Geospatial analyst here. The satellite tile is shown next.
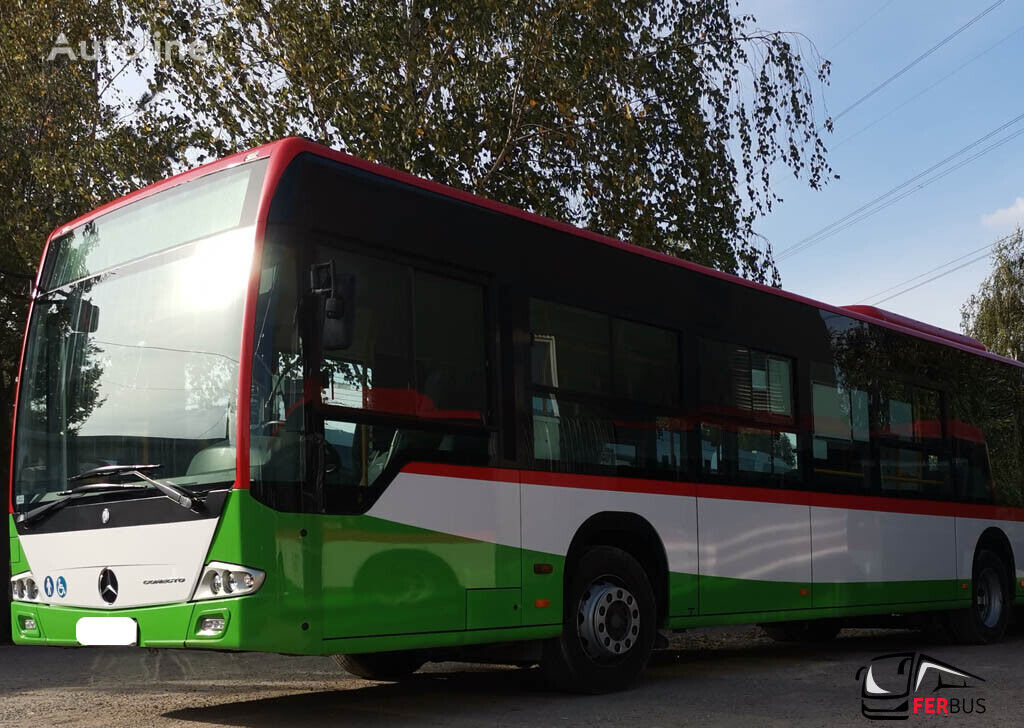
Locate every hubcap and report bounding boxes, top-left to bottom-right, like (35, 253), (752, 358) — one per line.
(975, 567), (1003, 629)
(578, 578), (640, 661)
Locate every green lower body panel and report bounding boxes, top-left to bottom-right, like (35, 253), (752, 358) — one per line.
(668, 597), (972, 629)
(699, 574), (813, 614)
(696, 574), (966, 615)
(814, 578), (962, 607)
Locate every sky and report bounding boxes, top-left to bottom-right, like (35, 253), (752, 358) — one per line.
(737, 0), (1024, 333)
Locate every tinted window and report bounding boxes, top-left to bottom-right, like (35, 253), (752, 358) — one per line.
(699, 339), (791, 417)
(875, 381), (949, 498)
(698, 339), (798, 483)
(811, 360), (871, 492)
(613, 319), (679, 403)
(414, 271), (487, 417)
(529, 299), (684, 477)
(950, 352), (1024, 506)
(321, 248), (486, 421)
(532, 395), (686, 476)
(249, 243), (490, 513)
(529, 299), (610, 394)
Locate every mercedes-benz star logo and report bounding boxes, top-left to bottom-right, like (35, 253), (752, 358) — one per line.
(98, 568), (118, 604)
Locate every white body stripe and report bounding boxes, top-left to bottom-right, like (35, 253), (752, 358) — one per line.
(369, 472), (521, 549)
(697, 498), (811, 582)
(955, 517), (1024, 582)
(811, 507), (956, 583)
(18, 520), (216, 609)
(375, 476), (1024, 597)
(521, 483), (698, 577)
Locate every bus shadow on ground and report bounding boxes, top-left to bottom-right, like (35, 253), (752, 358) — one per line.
(163, 624), (1024, 727)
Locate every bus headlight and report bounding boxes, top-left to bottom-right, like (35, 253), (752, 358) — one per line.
(192, 562), (265, 601)
(10, 573), (41, 603)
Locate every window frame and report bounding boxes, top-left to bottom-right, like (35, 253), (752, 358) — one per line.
(525, 295), (688, 479)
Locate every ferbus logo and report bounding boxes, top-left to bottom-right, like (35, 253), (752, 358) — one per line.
(855, 652), (986, 720)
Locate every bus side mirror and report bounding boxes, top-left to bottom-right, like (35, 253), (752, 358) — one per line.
(77, 301), (100, 333)
(310, 261), (356, 351)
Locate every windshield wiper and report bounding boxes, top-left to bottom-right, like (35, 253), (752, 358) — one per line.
(17, 464), (203, 527)
(70, 463), (202, 510)
(16, 482), (150, 526)
(68, 463), (163, 483)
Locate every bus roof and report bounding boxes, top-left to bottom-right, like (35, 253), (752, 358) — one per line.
(45, 136), (1021, 370)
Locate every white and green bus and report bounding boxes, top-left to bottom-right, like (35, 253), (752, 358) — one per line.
(10, 138), (1024, 692)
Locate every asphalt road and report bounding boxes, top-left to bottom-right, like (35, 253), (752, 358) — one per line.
(1, 625), (1020, 727)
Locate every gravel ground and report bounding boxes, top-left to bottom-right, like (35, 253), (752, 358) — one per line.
(1, 625), (1020, 727)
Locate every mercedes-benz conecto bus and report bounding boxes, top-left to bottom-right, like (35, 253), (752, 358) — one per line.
(10, 138), (1024, 692)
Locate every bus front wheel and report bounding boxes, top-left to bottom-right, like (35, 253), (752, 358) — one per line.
(542, 545), (656, 693)
(333, 651), (425, 681)
(949, 549), (1011, 644)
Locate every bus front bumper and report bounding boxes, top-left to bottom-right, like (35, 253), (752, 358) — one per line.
(11, 598), (248, 649)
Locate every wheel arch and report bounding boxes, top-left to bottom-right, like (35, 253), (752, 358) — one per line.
(564, 511), (670, 626)
(975, 526), (1016, 602)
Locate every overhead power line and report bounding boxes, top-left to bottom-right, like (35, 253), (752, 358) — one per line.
(777, 111), (1024, 261)
(784, 126), (1024, 255)
(828, 0), (899, 52)
(871, 251), (992, 305)
(858, 239), (1000, 303)
(858, 234), (1014, 306)
(835, 22), (1024, 149)
(832, 0), (1005, 122)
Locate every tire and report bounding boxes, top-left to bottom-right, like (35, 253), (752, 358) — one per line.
(949, 549), (1011, 644)
(542, 545), (657, 693)
(760, 620), (840, 643)
(332, 651), (425, 681)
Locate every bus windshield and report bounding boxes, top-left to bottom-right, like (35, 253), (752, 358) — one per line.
(12, 160), (267, 511)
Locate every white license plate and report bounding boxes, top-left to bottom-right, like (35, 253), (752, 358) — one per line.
(75, 617), (138, 646)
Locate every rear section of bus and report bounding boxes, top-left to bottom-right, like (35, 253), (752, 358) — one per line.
(7, 149), (310, 651)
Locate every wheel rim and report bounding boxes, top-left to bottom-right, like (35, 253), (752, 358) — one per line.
(577, 577), (640, 662)
(975, 567), (1004, 629)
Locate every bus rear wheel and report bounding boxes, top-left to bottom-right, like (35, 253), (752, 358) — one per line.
(333, 651), (425, 681)
(949, 549), (1010, 644)
(542, 545), (656, 693)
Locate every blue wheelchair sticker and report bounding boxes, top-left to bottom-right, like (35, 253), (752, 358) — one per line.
(43, 576), (54, 598)
(56, 576), (67, 598)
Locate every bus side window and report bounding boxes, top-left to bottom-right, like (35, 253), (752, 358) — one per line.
(810, 360), (871, 493)
(528, 298), (685, 479)
(950, 354), (1021, 506)
(697, 339), (799, 483)
(874, 382), (950, 499)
